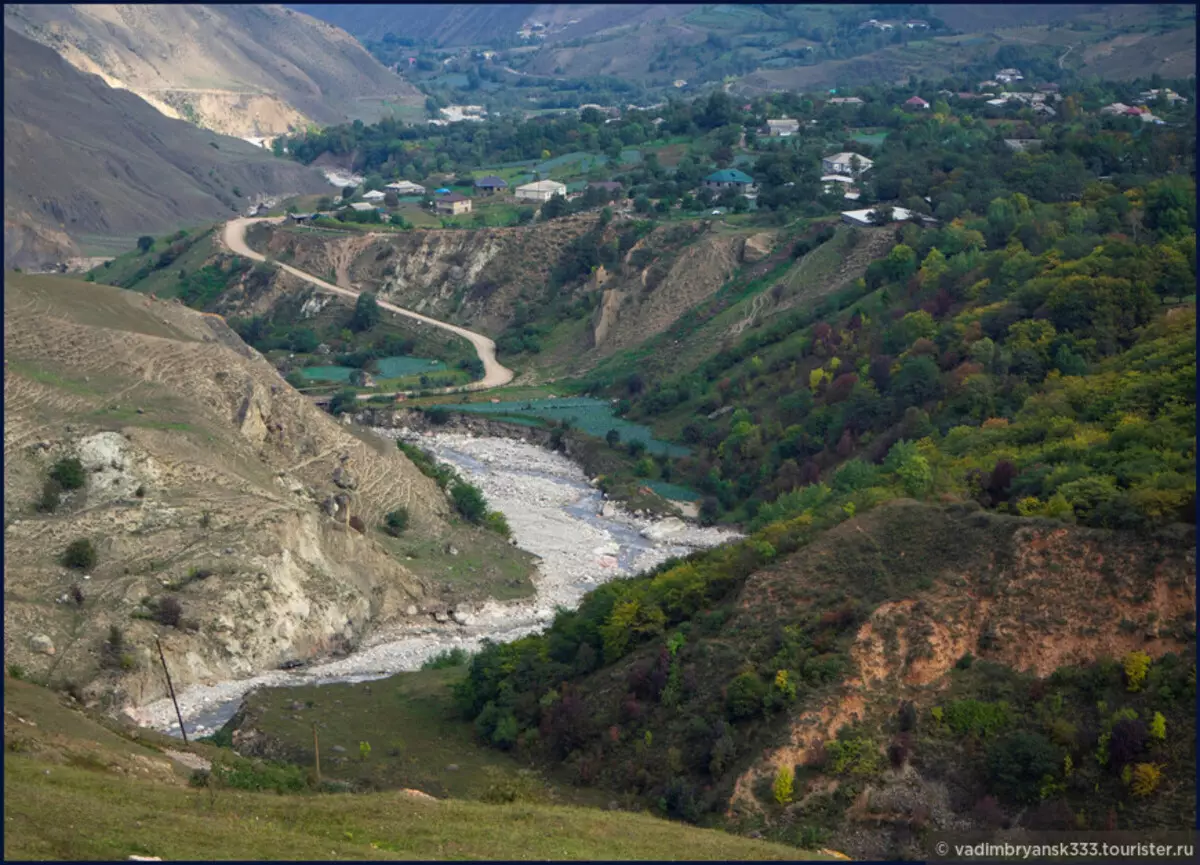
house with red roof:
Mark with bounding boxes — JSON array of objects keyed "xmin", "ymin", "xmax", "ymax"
[{"xmin": 905, "ymin": 96, "xmax": 930, "ymax": 110}]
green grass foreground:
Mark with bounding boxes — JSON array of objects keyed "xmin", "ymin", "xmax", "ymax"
[{"xmin": 2, "ymin": 679, "xmax": 834, "ymax": 861}]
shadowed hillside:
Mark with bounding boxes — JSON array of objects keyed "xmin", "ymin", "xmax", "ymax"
[{"xmin": 2, "ymin": 28, "xmax": 328, "ymax": 267}]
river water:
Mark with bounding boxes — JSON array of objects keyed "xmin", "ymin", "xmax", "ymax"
[{"xmin": 130, "ymin": 430, "xmax": 738, "ymax": 739}]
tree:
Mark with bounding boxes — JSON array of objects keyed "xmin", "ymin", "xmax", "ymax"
[
  {"xmin": 329, "ymin": 388, "xmax": 359, "ymax": 415},
  {"xmin": 605, "ymin": 428, "xmax": 621, "ymax": 448},
  {"xmin": 156, "ymin": 596, "xmax": 183, "ymax": 627},
  {"xmin": 773, "ymin": 764, "xmax": 795, "ymax": 805},
  {"xmin": 986, "ymin": 731, "xmax": 1061, "ymax": 804},
  {"xmin": 385, "ymin": 507, "xmax": 410, "ymax": 536},
  {"xmin": 351, "ymin": 292, "xmax": 381, "ymax": 332},
  {"xmin": 1124, "ymin": 651, "xmax": 1151, "ymax": 692},
  {"xmin": 50, "ymin": 457, "xmax": 86, "ymax": 491},
  {"xmin": 137, "ymin": 236, "xmax": 155, "ymax": 253},
  {"xmin": 342, "ymin": 185, "xmax": 357, "ymax": 200}
]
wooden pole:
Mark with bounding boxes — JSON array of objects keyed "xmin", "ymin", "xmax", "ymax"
[
  {"xmin": 312, "ymin": 722, "xmax": 321, "ymax": 783},
  {"xmin": 155, "ymin": 636, "xmax": 188, "ymax": 744}
]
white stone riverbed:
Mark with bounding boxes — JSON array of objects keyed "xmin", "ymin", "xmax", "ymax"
[{"xmin": 129, "ymin": 430, "xmax": 739, "ymax": 738}]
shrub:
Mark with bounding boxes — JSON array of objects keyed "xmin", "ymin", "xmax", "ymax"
[
  {"xmin": 50, "ymin": 457, "xmax": 86, "ymax": 490},
  {"xmin": 725, "ymin": 671, "xmax": 767, "ymax": 721},
  {"xmin": 986, "ymin": 731, "xmax": 1061, "ymax": 804},
  {"xmin": 328, "ymin": 388, "xmax": 359, "ymax": 416},
  {"xmin": 944, "ymin": 700, "xmax": 1012, "ymax": 738},
  {"xmin": 62, "ymin": 539, "xmax": 97, "ymax": 570},
  {"xmin": 348, "ymin": 515, "xmax": 366, "ymax": 533},
  {"xmin": 156, "ymin": 596, "xmax": 183, "ymax": 628},
  {"xmin": 384, "ymin": 508, "xmax": 410, "ymax": 536},
  {"xmin": 37, "ymin": 479, "xmax": 63, "ymax": 513},
  {"xmin": 484, "ymin": 510, "xmax": 511, "ymax": 538},
  {"xmin": 422, "ymin": 647, "xmax": 470, "ymax": 670},
  {"xmin": 772, "ymin": 764, "xmax": 795, "ymax": 805},
  {"xmin": 1149, "ymin": 711, "xmax": 1166, "ymax": 742},
  {"xmin": 451, "ymin": 482, "xmax": 489, "ymax": 524},
  {"xmin": 827, "ymin": 736, "xmax": 882, "ymax": 777}
]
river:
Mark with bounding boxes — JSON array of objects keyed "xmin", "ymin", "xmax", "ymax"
[{"xmin": 129, "ymin": 430, "xmax": 739, "ymax": 739}]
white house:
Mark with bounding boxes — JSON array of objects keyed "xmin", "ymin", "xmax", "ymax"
[
  {"xmin": 841, "ymin": 206, "xmax": 915, "ymax": 226},
  {"xmin": 514, "ymin": 179, "xmax": 567, "ymax": 202},
  {"xmin": 349, "ymin": 202, "xmax": 378, "ymax": 212},
  {"xmin": 386, "ymin": 180, "xmax": 427, "ymax": 196},
  {"xmin": 362, "ymin": 190, "xmax": 386, "ymax": 202},
  {"xmin": 821, "ymin": 152, "xmax": 874, "ymax": 177},
  {"xmin": 827, "ymin": 97, "xmax": 864, "ymax": 106},
  {"xmin": 822, "ymin": 175, "xmax": 859, "ymax": 199},
  {"xmin": 765, "ymin": 118, "xmax": 801, "ymax": 137},
  {"xmin": 996, "ymin": 68, "xmax": 1024, "ymax": 84}
]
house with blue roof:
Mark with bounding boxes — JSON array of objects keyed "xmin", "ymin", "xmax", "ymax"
[{"xmin": 703, "ymin": 169, "xmax": 756, "ymax": 195}]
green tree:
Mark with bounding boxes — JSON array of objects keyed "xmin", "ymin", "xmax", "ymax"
[
  {"xmin": 384, "ymin": 507, "xmax": 410, "ymax": 536},
  {"xmin": 137, "ymin": 235, "xmax": 155, "ymax": 253},
  {"xmin": 605, "ymin": 428, "xmax": 621, "ymax": 448},
  {"xmin": 50, "ymin": 457, "xmax": 86, "ymax": 491},
  {"xmin": 986, "ymin": 731, "xmax": 1061, "ymax": 804},
  {"xmin": 328, "ymin": 388, "xmax": 359, "ymax": 415},
  {"xmin": 350, "ymin": 292, "xmax": 381, "ymax": 332},
  {"xmin": 773, "ymin": 764, "xmax": 795, "ymax": 805},
  {"xmin": 62, "ymin": 538, "xmax": 97, "ymax": 570}
]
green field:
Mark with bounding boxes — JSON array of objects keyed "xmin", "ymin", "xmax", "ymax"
[{"xmin": 438, "ymin": 397, "xmax": 689, "ymax": 457}]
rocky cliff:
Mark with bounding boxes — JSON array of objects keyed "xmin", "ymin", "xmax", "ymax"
[{"xmin": 2, "ymin": 273, "xmax": 527, "ymax": 709}]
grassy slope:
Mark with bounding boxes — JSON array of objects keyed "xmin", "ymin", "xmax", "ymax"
[{"xmin": 3, "ymin": 678, "xmax": 825, "ymax": 861}]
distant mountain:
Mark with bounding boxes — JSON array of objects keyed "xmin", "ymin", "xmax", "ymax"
[
  {"xmin": 3, "ymin": 4, "xmax": 425, "ymax": 138},
  {"xmin": 288, "ymin": 4, "xmax": 692, "ymax": 47},
  {"xmin": 3, "ymin": 28, "xmax": 328, "ymax": 268}
]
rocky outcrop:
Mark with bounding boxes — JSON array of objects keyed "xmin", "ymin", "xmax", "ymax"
[{"xmin": 2, "ymin": 276, "xmax": 523, "ymax": 711}]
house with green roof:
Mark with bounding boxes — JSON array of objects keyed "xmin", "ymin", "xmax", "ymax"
[{"xmin": 703, "ymin": 168, "xmax": 756, "ymax": 194}]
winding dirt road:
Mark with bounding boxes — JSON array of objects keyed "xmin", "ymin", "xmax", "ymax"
[{"xmin": 222, "ymin": 217, "xmax": 513, "ymax": 397}]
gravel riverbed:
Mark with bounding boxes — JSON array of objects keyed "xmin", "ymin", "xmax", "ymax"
[{"xmin": 129, "ymin": 430, "xmax": 739, "ymax": 738}]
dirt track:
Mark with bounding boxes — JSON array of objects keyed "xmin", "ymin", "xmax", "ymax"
[{"xmin": 222, "ymin": 217, "xmax": 514, "ymax": 396}]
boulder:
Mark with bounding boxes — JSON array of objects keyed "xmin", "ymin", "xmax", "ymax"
[
  {"xmin": 741, "ymin": 232, "xmax": 774, "ymax": 263},
  {"xmin": 641, "ymin": 517, "xmax": 687, "ymax": 542},
  {"xmin": 29, "ymin": 634, "xmax": 54, "ymax": 655},
  {"xmin": 332, "ymin": 466, "xmax": 357, "ymax": 490}
]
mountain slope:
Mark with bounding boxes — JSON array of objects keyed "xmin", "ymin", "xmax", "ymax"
[
  {"xmin": 3, "ymin": 28, "xmax": 328, "ymax": 268},
  {"xmin": 2, "ymin": 272, "xmax": 530, "ymax": 709},
  {"xmin": 3, "ymin": 4, "xmax": 424, "ymax": 137}
]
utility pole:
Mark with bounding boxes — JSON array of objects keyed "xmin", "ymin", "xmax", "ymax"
[
  {"xmin": 312, "ymin": 722, "xmax": 321, "ymax": 783},
  {"xmin": 155, "ymin": 636, "xmax": 188, "ymax": 744}
]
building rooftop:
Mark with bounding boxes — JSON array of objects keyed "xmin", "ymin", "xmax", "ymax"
[{"xmin": 705, "ymin": 169, "xmax": 754, "ymax": 184}]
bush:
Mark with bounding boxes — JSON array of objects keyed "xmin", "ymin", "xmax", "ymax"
[
  {"xmin": 50, "ymin": 457, "xmax": 86, "ymax": 491},
  {"xmin": 62, "ymin": 539, "xmax": 97, "ymax": 570},
  {"xmin": 348, "ymin": 515, "xmax": 366, "ymax": 533},
  {"xmin": 37, "ymin": 479, "xmax": 63, "ymax": 513},
  {"xmin": 451, "ymin": 482, "xmax": 489, "ymax": 524},
  {"xmin": 156, "ymin": 596, "xmax": 183, "ymax": 628},
  {"xmin": 328, "ymin": 388, "xmax": 359, "ymax": 416},
  {"xmin": 384, "ymin": 507, "xmax": 410, "ymax": 536},
  {"xmin": 422, "ymin": 647, "xmax": 470, "ymax": 670},
  {"xmin": 484, "ymin": 510, "xmax": 511, "ymax": 538}
]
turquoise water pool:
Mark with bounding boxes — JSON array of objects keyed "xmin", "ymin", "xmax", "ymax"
[
  {"xmin": 439, "ymin": 397, "xmax": 690, "ymax": 458},
  {"xmin": 302, "ymin": 356, "xmax": 446, "ymax": 381}
]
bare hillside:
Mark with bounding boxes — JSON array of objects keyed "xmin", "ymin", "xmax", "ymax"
[
  {"xmin": 2, "ymin": 273, "xmax": 529, "ymax": 710},
  {"xmin": 3, "ymin": 28, "xmax": 328, "ymax": 268},
  {"xmin": 3, "ymin": 4, "xmax": 424, "ymax": 137}
]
